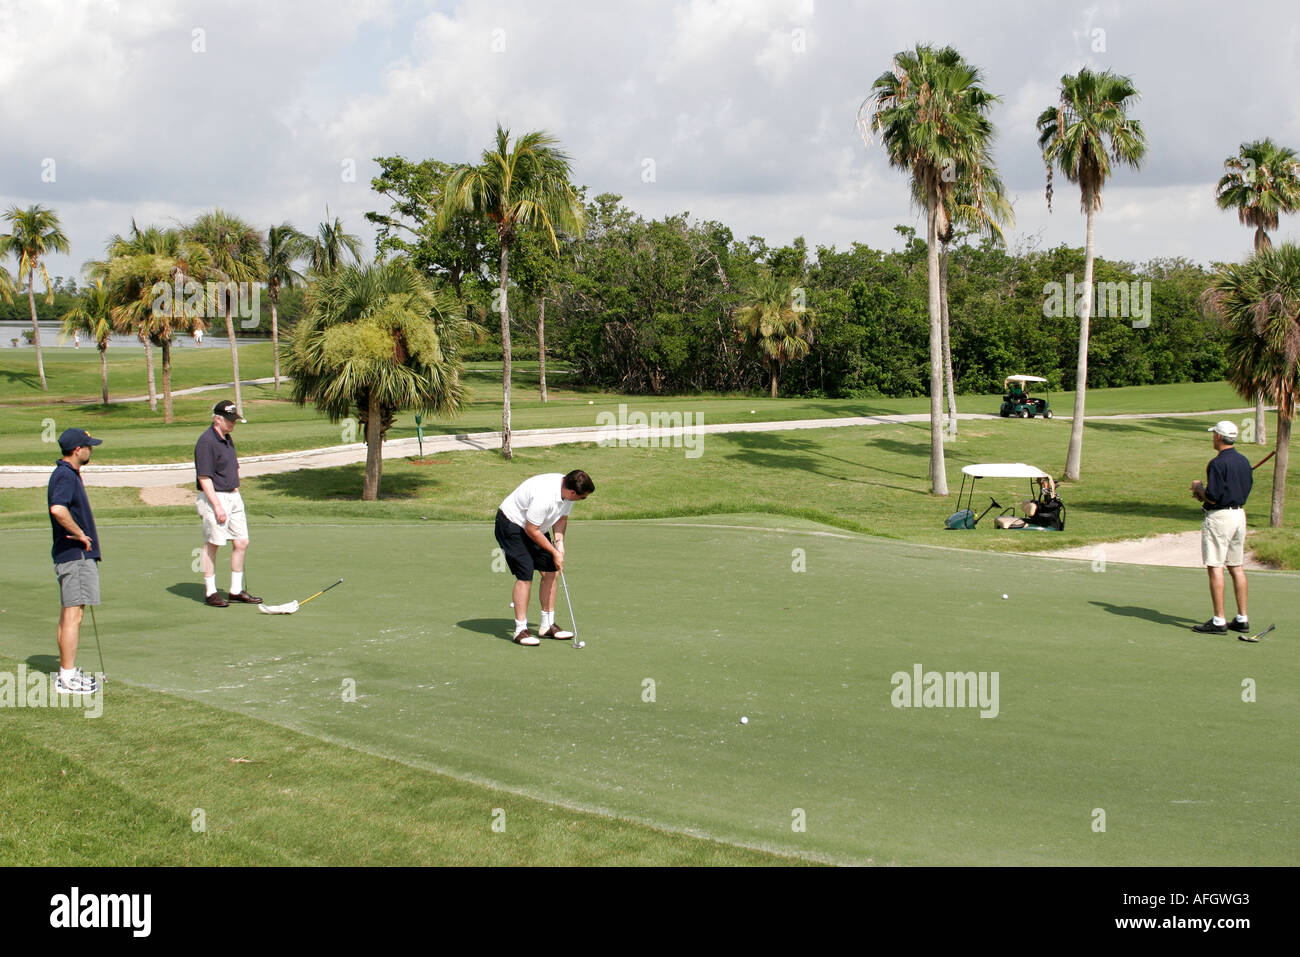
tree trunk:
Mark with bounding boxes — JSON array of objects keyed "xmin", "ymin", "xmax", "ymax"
[
  {"xmin": 27, "ymin": 281, "xmax": 47, "ymax": 390},
  {"xmin": 99, "ymin": 345, "xmax": 108, "ymax": 405},
  {"xmin": 271, "ymin": 293, "xmax": 281, "ymax": 393},
  {"xmin": 1270, "ymin": 412, "xmax": 1290, "ymax": 528},
  {"xmin": 1064, "ymin": 201, "xmax": 1097, "ymax": 481},
  {"xmin": 142, "ymin": 333, "xmax": 157, "ymax": 411},
  {"xmin": 1255, "ymin": 394, "xmax": 1266, "ymax": 444},
  {"xmin": 363, "ymin": 391, "xmax": 383, "ymax": 501},
  {"xmin": 771, "ymin": 366, "xmax": 779, "ymax": 399},
  {"xmin": 499, "ymin": 243, "xmax": 513, "ymax": 460},
  {"xmin": 926, "ymin": 199, "xmax": 948, "ymax": 495},
  {"xmin": 225, "ymin": 305, "xmax": 243, "ymax": 416},
  {"xmin": 538, "ymin": 295, "xmax": 548, "ymax": 403},
  {"xmin": 161, "ymin": 337, "xmax": 174, "ymax": 423},
  {"xmin": 941, "ymin": 243, "xmax": 957, "ymax": 437}
]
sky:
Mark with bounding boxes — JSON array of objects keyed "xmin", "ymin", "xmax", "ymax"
[{"xmin": 3, "ymin": 0, "xmax": 1299, "ymax": 282}]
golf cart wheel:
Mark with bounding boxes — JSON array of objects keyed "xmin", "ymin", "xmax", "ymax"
[
  {"xmin": 1045, "ymin": 410, "xmax": 1053, "ymax": 419},
  {"xmin": 1018, "ymin": 410, "xmax": 1029, "ymax": 418}
]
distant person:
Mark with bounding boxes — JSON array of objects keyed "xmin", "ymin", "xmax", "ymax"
[
  {"xmin": 494, "ymin": 470, "xmax": 594, "ymax": 645},
  {"xmin": 195, "ymin": 400, "xmax": 260, "ymax": 607},
  {"xmin": 47, "ymin": 428, "xmax": 104, "ymax": 694},
  {"xmin": 193, "ymin": 327, "xmax": 204, "ymax": 346},
  {"xmin": 1190, "ymin": 421, "xmax": 1252, "ymax": 634},
  {"xmin": 72, "ymin": 332, "xmax": 80, "ymax": 349}
]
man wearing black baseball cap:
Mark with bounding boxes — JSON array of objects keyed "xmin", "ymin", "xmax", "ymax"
[
  {"xmin": 194, "ymin": 400, "xmax": 260, "ymax": 607},
  {"xmin": 47, "ymin": 428, "xmax": 104, "ymax": 694}
]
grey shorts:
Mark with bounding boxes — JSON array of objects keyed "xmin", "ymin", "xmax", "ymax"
[{"xmin": 55, "ymin": 557, "xmax": 101, "ymax": 607}]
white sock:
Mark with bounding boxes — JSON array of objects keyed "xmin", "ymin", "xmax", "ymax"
[
  {"xmin": 1212, "ymin": 616, "xmax": 1226, "ymax": 626},
  {"xmin": 514, "ymin": 618, "xmax": 528, "ymax": 634},
  {"xmin": 231, "ymin": 572, "xmax": 244, "ymax": 594},
  {"xmin": 1235, "ymin": 615, "xmax": 1248, "ymax": 623},
  {"xmin": 59, "ymin": 667, "xmax": 76, "ymax": 682},
  {"xmin": 204, "ymin": 575, "xmax": 217, "ymax": 596},
  {"xmin": 541, "ymin": 610, "xmax": 555, "ymax": 631}
]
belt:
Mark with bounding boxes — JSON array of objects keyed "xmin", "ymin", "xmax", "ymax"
[{"xmin": 1204, "ymin": 505, "xmax": 1242, "ymax": 511}]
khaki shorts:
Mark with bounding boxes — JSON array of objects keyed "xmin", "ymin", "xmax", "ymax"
[
  {"xmin": 197, "ymin": 490, "xmax": 250, "ymax": 546},
  {"xmin": 55, "ymin": 557, "xmax": 101, "ymax": 607},
  {"xmin": 1202, "ymin": 508, "xmax": 1246, "ymax": 567}
]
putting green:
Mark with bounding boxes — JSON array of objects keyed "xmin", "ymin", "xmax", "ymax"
[{"xmin": 2, "ymin": 515, "xmax": 1295, "ymax": 865}]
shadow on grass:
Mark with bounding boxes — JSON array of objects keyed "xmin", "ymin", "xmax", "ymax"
[
  {"xmin": 457, "ymin": 618, "xmax": 515, "ymax": 642},
  {"xmin": 1089, "ymin": 601, "xmax": 1201, "ymax": 627},
  {"xmin": 1079, "ymin": 500, "xmax": 1200, "ymax": 522},
  {"xmin": 167, "ymin": 582, "xmax": 208, "ymax": 603},
  {"xmin": 24, "ymin": 654, "xmax": 60, "ymax": 671},
  {"xmin": 254, "ymin": 465, "xmax": 442, "ymax": 501},
  {"xmin": 722, "ymin": 431, "xmax": 930, "ymax": 495}
]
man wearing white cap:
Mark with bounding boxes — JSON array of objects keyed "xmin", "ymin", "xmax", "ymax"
[
  {"xmin": 194, "ymin": 400, "xmax": 261, "ymax": 607},
  {"xmin": 1189, "ymin": 421, "xmax": 1252, "ymax": 634}
]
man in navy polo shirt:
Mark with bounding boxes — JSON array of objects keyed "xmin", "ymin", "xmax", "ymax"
[
  {"xmin": 195, "ymin": 400, "xmax": 261, "ymax": 607},
  {"xmin": 47, "ymin": 428, "xmax": 104, "ymax": 695},
  {"xmin": 1190, "ymin": 420, "xmax": 1253, "ymax": 634}
]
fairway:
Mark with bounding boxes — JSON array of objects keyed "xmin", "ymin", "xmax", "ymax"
[{"xmin": 2, "ymin": 516, "xmax": 1295, "ymax": 865}]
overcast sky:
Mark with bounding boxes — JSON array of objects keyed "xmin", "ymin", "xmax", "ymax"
[{"xmin": 3, "ymin": 0, "xmax": 1299, "ymax": 282}]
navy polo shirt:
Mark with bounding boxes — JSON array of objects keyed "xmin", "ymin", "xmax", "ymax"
[
  {"xmin": 48, "ymin": 459, "xmax": 101, "ymax": 564},
  {"xmin": 195, "ymin": 425, "xmax": 240, "ymax": 492},
  {"xmin": 1204, "ymin": 446, "xmax": 1252, "ymax": 510}
]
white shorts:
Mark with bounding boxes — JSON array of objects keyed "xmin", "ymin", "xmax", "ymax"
[
  {"xmin": 197, "ymin": 490, "xmax": 249, "ymax": 546},
  {"xmin": 1202, "ymin": 508, "xmax": 1246, "ymax": 567}
]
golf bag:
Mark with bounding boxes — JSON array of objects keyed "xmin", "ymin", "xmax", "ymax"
[
  {"xmin": 945, "ymin": 509, "xmax": 976, "ymax": 530},
  {"xmin": 1026, "ymin": 494, "xmax": 1065, "ymax": 531}
]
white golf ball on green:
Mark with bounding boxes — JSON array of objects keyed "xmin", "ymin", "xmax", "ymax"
[{"xmin": 740, "ymin": 716, "xmax": 748, "ymax": 724}]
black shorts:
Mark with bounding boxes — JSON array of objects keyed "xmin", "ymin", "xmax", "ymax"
[{"xmin": 494, "ymin": 509, "xmax": 557, "ymax": 581}]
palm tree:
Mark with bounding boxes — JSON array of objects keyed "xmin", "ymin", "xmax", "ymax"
[
  {"xmin": 1215, "ymin": 138, "xmax": 1300, "ymax": 443},
  {"xmin": 0, "ymin": 265, "xmax": 15, "ymax": 305},
  {"xmin": 735, "ymin": 273, "xmax": 818, "ymax": 398},
  {"xmin": 96, "ymin": 222, "xmax": 175, "ymax": 411},
  {"xmin": 285, "ymin": 261, "xmax": 474, "ymax": 500},
  {"xmin": 439, "ymin": 125, "xmax": 586, "ymax": 459},
  {"xmin": 309, "ymin": 209, "xmax": 364, "ymax": 276},
  {"xmin": 264, "ymin": 223, "xmax": 311, "ymax": 391},
  {"xmin": 861, "ymin": 45, "xmax": 1000, "ymax": 494},
  {"xmin": 917, "ymin": 168, "xmax": 1015, "ymax": 436},
  {"xmin": 0, "ymin": 204, "xmax": 71, "ymax": 390},
  {"xmin": 1202, "ymin": 243, "xmax": 1300, "ymax": 527},
  {"xmin": 60, "ymin": 278, "xmax": 114, "ymax": 404},
  {"xmin": 1038, "ymin": 68, "xmax": 1147, "ymax": 481},
  {"xmin": 104, "ymin": 228, "xmax": 212, "ymax": 422},
  {"xmin": 187, "ymin": 210, "xmax": 267, "ymax": 416}
]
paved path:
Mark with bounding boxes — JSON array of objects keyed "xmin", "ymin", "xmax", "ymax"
[
  {"xmin": 113, "ymin": 377, "xmax": 281, "ymax": 404},
  {"xmin": 0, "ymin": 406, "xmax": 1268, "ymax": 489}
]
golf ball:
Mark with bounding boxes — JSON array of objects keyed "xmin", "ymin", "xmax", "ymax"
[
  {"xmin": 588, "ymin": 400, "xmax": 594, "ymax": 404},
  {"xmin": 1002, "ymin": 594, "xmax": 1009, "ymax": 600},
  {"xmin": 740, "ymin": 716, "xmax": 749, "ymax": 724},
  {"xmin": 578, "ymin": 640, "xmax": 585, "ymax": 648}
]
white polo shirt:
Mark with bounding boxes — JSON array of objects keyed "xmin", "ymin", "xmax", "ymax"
[{"xmin": 499, "ymin": 473, "xmax": 573, "ymax": 532}]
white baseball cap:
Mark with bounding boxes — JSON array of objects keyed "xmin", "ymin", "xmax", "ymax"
[{"xmin": 1208, "ymin": 420, "xmax": 1238, "ymax": 441}]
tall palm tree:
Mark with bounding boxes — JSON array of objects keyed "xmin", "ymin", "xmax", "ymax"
[
  {"xmin": 1038, "ymin": 68, "xmax": 1147, "ymax": 481},
  {"xmin": 285, "ymin": 261, "xmax": 474, "ymax": 500},
  {"xmin": 104, "ymin": 228, "xmax": 212, "ymax": 422},
  {"xmin": 309, "ymin": 209, "xmax": 364, "ymax": 276},
  {"xmin": 187, "ymin": 210, "xmax": 267, "ymax": 416},
  {"xmin": 1202, "ymin": 243, "xmax": 1300, "ymax": 527},
  {"xmin": 264, "ymin": 223, "xmax": 311, "ymax": 391},
  {"xmin": 0, "ymin": 204, "xmax": 71, "ymax": 390},
  {"xmin": 735, "ymin": 272, "xmax": 818, "ymax": 398},
  {"xmin": 1215, "ymin": 138, "xmax": 1300, "ymax": 443},
  {"xmin": 861, "ymin": 44, "xmax": 1000, "ymax": 494},
  {"xmin": 95, "ymin": 222, "xmax": 174, "ymax": 411},
  {"xmin": 439, "ymin": 125, "xmax": 586, "ymax": 459},
  {"xmin": 915, "ymin": 168, "xmax": 1015, "ymax": 436},
  {"xmin": 60, "ymin": 277, "xmax": 114, "ymax": 404}
]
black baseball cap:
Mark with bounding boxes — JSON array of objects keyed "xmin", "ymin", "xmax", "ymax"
[
  {"xmin": 58, "ymin": 428, "xmax": 103, "ymax": 453},
  {"xmin": 213, "ymin": 400, "xmax": 247, "ymax": 423}
]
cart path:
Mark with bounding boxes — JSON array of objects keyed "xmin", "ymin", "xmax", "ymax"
[{"xmin": 0, "ymin": 405, "xmax": 1269, "ymax": 489}]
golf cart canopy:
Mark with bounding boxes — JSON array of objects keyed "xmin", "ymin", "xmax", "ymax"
[
  {"xmin": 961, "ymin": 463, "xmax": 1051, "ymax": 479},
  {"xmin": 1004, "ymin": 375, "xmax": 1047, "ymax": 387}
]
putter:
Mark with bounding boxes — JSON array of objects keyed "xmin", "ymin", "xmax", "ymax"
[
  {"xmin": 560, "ymin": 570, "xmax": 581, "ymax": 648},
  {"xmin": 88, "ymin": 605, "xmax": 107, "ymax": 683},
  {"xmin": 259, "ymin": 578, "xmax": 344, "ymax": 615},
  {"xmin": 1238, "ymin": 623, "xmax": 1276, "ymax": 643}
]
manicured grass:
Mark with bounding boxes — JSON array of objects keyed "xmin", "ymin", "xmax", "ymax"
[{"xmin": 2, "ymin": 518, "xmax": 1295, "ymax": 865}]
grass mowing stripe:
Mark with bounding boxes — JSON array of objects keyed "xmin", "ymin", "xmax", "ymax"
[{"xmin": 0, "ymin": 654, "xmax": 807, "ymax": 866}]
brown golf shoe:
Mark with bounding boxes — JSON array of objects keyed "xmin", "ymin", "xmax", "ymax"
[
  {"xmin": 228, "ymin": 591, "xmax": 262, "ymax": 604},
  {"xmin": 512, "ymin": 629, "xmax": 540, "ymax": 646},
  {"xmin": 205, "ymin": 593, "xmax": 229, "ymax": 607},
  {"xmin": 537, "ymin": 625, "xmax": 575, "ymax": 640}
]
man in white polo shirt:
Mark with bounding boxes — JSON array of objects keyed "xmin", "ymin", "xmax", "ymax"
[{"xmin": 495, "ymin": 470, "xmax": 595, "ymax": 646}]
